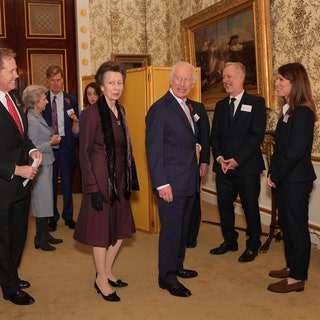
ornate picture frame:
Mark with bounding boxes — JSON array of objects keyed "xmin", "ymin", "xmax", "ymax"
[
  {"xmin": 181, "ymin": 0, "xmax": 273, "ymax": 110},
  {"xmin": 111, "ymin": 54, "xmax": 151, "ymax": 69}
]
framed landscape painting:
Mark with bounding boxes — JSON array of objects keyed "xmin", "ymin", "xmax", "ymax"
[{"xmin": 181, "ymin": 0, "xmax": 273, "ymax": 110}]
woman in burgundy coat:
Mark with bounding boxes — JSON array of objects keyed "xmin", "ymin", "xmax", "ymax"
[{"xmin": 74, "ymin": 61, "xmax": 139, "ymax": 302}]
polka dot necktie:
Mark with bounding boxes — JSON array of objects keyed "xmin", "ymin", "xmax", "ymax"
[{"xmin": 5, "ymin": 93, "xmax": 24, "ymax": 136}]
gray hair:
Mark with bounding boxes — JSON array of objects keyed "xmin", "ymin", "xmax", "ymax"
[
  {"xmin": 224, "ymin": 62, "xmax": 246, "ymax": 75},
  {"xmin": 170, "ymin": 61, "xmax": 196, "ymax": 84},
  {"xmin": 22, "ymin": 85, "xmax": 47, "ymax": 109}
]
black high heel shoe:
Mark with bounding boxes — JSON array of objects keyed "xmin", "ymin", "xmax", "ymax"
[
  {"xmin": 108, "ymin": 279, "xmax": 128, "ymax": 287},
  {"xmin": 94, "ymin": 282, "xmax": 120, "ymax": 302},
  {"xmin": 47, "ymin": 234, "xmax": 63, "ymax": 245}
]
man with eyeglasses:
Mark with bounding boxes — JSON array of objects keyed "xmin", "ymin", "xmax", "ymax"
[{"xmin": 42, "ymin": 65, "xmax": 78, "ymax": 232}]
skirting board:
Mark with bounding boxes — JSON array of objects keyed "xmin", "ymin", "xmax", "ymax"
[{"xmin": 202, "ymin": 189, "xmax": 320, "ymax": 249}]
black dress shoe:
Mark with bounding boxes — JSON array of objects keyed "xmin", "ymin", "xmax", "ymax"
[
  {"xmin": 17, "ymin": 279, "xmax": 31, "ymax": 289},
  {"xmin": 209, "ymin": 241, "xmax": 238, "ymax": 255},
  {"xmin": 238, "ymin": 249, "xmax": 258, "ymax": 262},
  {"xmin": 94, "ymin": 282, "xmax": 120, "ymax": 302},
  {"xmin": 176, "ymin": 268, "xmax": 198, "ymax": 278},
  {"xmin": 65, "ymin": 219, "xmax": 76, "ymax": 229},
  {"xmin": 108, "ymin": 279, "xmax": 128, "ymax": 287},
  {"xmin": 186, "ymin": 240, "xmax": 197, "ymax": 248},
  {"xmin": 159, "ymin": 281, "xmax": 191, "ymax": 297},
  {"xmin": 3, "ymin": 290, "xmax": 35, "ymax": 305},
  {"xmin": 48, "ymin": 220, "xmax": 57, "ymax": 232}
]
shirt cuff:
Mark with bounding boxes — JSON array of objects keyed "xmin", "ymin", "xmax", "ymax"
[{"xmin": 157, "ymin": 184, "xmax": 170, "ymax": 190}]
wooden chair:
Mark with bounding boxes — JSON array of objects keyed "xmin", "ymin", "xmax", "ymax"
[{"xmin": 259, "ymin": 131, "xmax": 282, "ymax": 253}]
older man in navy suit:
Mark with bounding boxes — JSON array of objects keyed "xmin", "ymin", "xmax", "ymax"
[
  {"xmin": 210, "ymin": 62, "xmax": 266, "ymax": 262},
  {"xmin": 42, "ymin": 65, "xmax": 78, "ymax": 231},
  {"xmin": 146, "ymin": 61, "xmax": 200, "ymax": 297}
]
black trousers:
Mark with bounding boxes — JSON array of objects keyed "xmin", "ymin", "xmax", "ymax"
[
  {"xmin": 0, "ymin": 185, "xmax": 30, "ymax": 296},
  {"xmin": 276, "ymin": 181, "xmax": 313, "ymax": 280},
  {"xmin": 216, "ymin": 173, "xmax": 262, "ymax": 251}
]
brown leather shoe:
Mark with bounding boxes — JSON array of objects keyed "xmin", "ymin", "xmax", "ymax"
[
  {"xmin": 267, "ymin": 279, "xmax": 305, "ymax": 293},
  {"xmin": 269, "ymin": 267, "xmax": 290, "ymax": 278}
]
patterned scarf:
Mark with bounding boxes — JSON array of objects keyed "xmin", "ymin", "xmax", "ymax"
[{"xmin": 97, "ymin": 95, "xmax": 139, "ymax": 205}]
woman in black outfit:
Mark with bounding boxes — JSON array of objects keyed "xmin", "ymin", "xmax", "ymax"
[{"xmin": 267, "ymin": 62, "xmax": 317, "ymax": 293}]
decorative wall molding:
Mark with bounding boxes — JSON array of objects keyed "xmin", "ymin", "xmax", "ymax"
[{"xmin": 76, "ymin": 0, "xmax": 320, "ymax": 154}]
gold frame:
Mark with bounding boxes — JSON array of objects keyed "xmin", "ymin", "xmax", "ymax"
[
  {"xmin": 0, "ymin": 0, "xmax": 5, "ymax": 38},
  {"xmin": 111, "ymin": 54, "xmax": 151, "ymax": 69},
  {"xmin": 181, "ymin": 0, "xmax": 273, "ymax": 110}
]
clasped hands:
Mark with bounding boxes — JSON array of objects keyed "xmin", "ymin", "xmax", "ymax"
[
  {"xmin": 219, "ymin": 157, "xmax": 239, "ymax": 174},
  {"xmin": 267, "ymin": 175, "xmax": 276, "ymax": 188}
]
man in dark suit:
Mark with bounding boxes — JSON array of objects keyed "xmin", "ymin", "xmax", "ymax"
[
  {"xmin": 0, "ymin": 48, "xmax": 42, "ymax": 305},
  {"xmin": 210, "ymin": 62, "xmax": 266, "ymax": 262},
  {"xmin": 187, "ymin": 102, "xmax": 210, "ymax": 248},
  {"xmin": 146, "ymin": 61, "xmax": 200, "ymax": 297},
  {"xmin": 42, "ymin": 65, "xmax": 78, "ymax": 231}
]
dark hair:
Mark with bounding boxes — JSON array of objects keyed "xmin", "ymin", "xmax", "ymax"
[
  {"xmin": 95, "ymin": 61, "xmax": 126, "ymax": 86},
  {"xmin": 46, "ymin": 65, "xmax": 64, "ymax": 79},
  {"xmin": 0, "ymin": 48, "xmax": 16, "ymax": 69},
  {"xmin": 278, "ymin": 62, "xmax": 317, "ymax": 120},
  {"xmin": 83, "ymin": 82, "xmax": 102, "ymax": 107}
]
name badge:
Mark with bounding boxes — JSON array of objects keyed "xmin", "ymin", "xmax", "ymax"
[
  {"xmin": 193, "ymin": 113, "xmax": 200, "ymax": 122},
  {"xmin": 67, "ymin": 108, "xmax": 75, "ymax": 115},
  {"xmin": 241, "ymin": 104, "xmax": 252, "ymax": 112}
]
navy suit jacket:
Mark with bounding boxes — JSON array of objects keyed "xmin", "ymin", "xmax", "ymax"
[
  {"xmin": 269, "ymin": 106, "xmax": 316, "ymax": 185},
  {"xmin": 146, "ymin": 91, "xmax": 199, "ymax": 196},
  {"xmin": 42, "ymin": 91, "xmax": 78, "ymax": 151},
  {"xmin": 211, "ymin": 91, "xmax": 266, "ymax": 176}
]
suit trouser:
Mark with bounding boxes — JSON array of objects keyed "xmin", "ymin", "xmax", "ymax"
[
  {"xmin": 52, "ymin": 137, "xmax": 75, "ymax": 221},
  {"xmin": 276, "ymin": 181, "xmax": 313, "ymax": 280},
  {"xmin": 187, "ymin": 191, "xmax": 201, "ymax": 242},
  {"xmin": 216, "ymin": 173, "xmax": 262, "ymax": 251},
  {"xmin": 158, "ymin": 194, "xmax": 195, "ymax": 284},
  {"xmin": 187, "ymin": 175, "xmax": 202, "ymax": 242},
  {"xmin": 0, "ymin": 186, "xmax": 30, "ymax": 296}
]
